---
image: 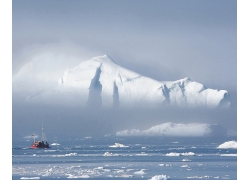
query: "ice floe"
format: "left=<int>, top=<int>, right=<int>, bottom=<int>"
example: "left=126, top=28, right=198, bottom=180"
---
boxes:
left=166, top=152, right=195, bottom=156
left=109, top=143, right=129, bottom=148
left=220, top=154, right=237, bottom=156
left=181, top=158, right=191, bottom=161
left=65, top=153, right=78, bottom=156
left=217, top=140, right=237, bottom=149
left=103, top=152, right=119, bottom=156
left=51, top=143, right=60, bottom=146
left=149, top=175, right=170, bottom=180
left=134, top=169, right=147, bottom=175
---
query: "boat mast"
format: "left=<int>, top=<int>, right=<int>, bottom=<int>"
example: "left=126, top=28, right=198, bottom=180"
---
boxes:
left=41, top=122, right=47, bottom=142
left=42, top=122, right=43, bottom=141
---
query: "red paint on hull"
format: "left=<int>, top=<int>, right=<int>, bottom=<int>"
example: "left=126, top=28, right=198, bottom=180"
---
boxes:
left=30, top=141, right=50, bottom=149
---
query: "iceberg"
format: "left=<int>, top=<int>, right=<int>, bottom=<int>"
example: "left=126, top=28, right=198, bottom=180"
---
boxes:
left=217, top=140, right=237, bottom=149
left=116, top=122, right=225, bottom=137
left=109, top=143, right=129, bottom=148
left=15, top=55, right=230, bottom=109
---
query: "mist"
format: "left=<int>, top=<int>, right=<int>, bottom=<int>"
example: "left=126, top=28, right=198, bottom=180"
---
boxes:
left=12, top=96, right=236, bottom=142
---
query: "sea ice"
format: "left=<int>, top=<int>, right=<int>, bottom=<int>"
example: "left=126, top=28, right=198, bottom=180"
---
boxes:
left=51, top=143, right=60, bottom=145
left=134, top=169, right=147, bottom=175
left=109, top=143, right=129, bottom=148
left=149, top=175, right=170, bottom=180
left=217, top=140, right=237, bottom=149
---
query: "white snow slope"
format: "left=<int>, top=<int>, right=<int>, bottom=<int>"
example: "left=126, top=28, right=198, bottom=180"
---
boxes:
left=15, top=55, right=230, bottom=109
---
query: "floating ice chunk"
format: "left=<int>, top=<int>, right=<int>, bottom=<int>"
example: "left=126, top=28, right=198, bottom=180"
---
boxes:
left=84, top=136, right=92, bottom=139
left=116, top=174, right=133, bottom=178
left=109, top=143, right=129, bottom=148
left=220, top=154, right=237, bottom=156
left=165, top=164, right=172, bottom=167
left=67, top=174, right=90, bottom=178
left=65, top=152, right=78, bottom=156
left=166, top=152, right=180, bottom=156
left=51, top=143, right=60, bottom=145
left=103, top=152, right=119, bottom=156
left=181, top=152, right=195, bottom=156
left=181, top=164, right=189, bottom=168
left=166, top=152, right=194, bottom=156
left=187, top=176, right=212, bottom=179
left=114, top=169, right=125, bottom=173
left=20, top=177, right=40, bottom=180
left=149, top=175, right=170, bottom=180
left=181, top=158, right=191, bottom=161
left=217, top=141, right=237, bottom=149
left=103, top=152, right=112, bottom=156
left=134, top=169, right=147, bottom=175
left=136, top=152, right=149, bottom=156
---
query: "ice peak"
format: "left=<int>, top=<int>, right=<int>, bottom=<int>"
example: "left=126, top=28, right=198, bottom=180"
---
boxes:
left=182, top=77, right=191, bottom=81
left=91, top=54, right=116, bottom=64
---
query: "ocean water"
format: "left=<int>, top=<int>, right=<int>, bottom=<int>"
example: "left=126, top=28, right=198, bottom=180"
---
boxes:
left=12, top=136, right=237, bottom=180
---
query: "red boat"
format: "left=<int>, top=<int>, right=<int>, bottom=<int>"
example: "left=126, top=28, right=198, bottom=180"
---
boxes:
left=30, top=124, right=49, bottom=149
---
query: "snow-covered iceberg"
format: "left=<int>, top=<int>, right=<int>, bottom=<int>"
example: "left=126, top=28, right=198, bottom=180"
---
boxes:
left=109, top=143, right=129, bottom=148
left=14, top=55, right=230, bottom=109
left=116, top=122, right=227, bottom=137
left=217, top=141, right=237, bottom=149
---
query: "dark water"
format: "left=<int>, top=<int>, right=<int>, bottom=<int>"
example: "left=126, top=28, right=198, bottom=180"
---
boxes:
left=12, top=136, right=237, bottom=180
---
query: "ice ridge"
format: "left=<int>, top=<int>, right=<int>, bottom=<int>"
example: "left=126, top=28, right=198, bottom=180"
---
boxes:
left=25, top=55, right=230, bottom=109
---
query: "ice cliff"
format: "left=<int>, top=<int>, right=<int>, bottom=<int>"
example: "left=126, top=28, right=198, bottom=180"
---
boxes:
left=21, top=55, right=230, bottom=109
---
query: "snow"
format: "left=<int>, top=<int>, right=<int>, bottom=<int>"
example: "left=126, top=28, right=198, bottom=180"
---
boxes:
left=16, top=55, right=230, bottom=109
left=217, top=141, right=237, bottom=149
left=116, top=122, right=213, bottom=137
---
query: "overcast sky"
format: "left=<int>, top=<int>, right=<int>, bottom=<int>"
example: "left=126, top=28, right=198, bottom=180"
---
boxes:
left=11, top=0, right=239, bottom=139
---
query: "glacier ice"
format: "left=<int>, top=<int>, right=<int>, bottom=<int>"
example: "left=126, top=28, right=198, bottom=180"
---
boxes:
left=15, top=55, right=230, bottom=109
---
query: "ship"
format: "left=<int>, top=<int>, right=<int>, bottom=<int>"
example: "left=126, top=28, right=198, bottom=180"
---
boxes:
left=30, top=123, right=49, bottom=149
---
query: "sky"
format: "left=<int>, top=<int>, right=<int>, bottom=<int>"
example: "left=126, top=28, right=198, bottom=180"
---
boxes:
left=10, top=0, right=240, bottom=139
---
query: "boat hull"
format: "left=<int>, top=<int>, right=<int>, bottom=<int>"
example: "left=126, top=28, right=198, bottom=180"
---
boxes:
left=30, top=141, right=49, bottom=148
